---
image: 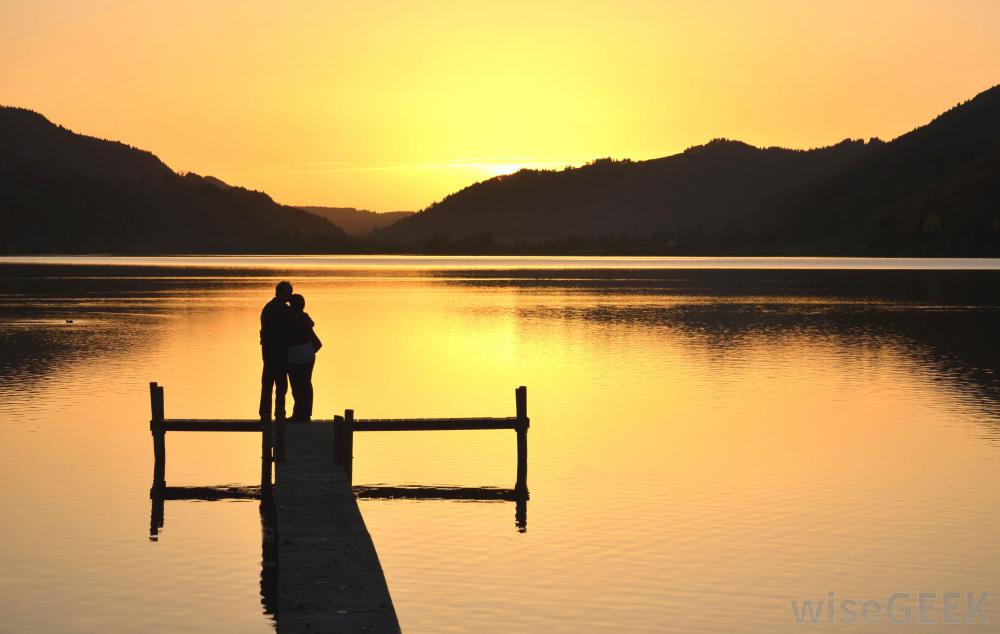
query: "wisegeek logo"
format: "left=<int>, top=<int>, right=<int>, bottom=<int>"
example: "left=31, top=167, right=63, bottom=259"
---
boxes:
left=790, top=592, right=990, bottom=625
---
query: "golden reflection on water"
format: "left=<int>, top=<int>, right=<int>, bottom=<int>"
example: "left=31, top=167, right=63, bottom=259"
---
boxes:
left=0, top=261, right=998, bottom=633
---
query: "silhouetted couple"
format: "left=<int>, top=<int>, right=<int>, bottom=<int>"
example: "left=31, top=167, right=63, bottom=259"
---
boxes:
left=259, top=281, right=322, bottom=422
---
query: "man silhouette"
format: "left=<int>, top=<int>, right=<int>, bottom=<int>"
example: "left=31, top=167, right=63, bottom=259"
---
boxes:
left=259, top=280, right=293, bottom=421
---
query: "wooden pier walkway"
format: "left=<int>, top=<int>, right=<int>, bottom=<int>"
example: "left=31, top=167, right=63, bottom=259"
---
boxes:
left=147, top=383, right=530, bottom=633
left=275, top=422, right=400, bottom=633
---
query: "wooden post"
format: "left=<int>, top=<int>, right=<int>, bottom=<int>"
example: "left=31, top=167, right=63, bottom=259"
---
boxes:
left=515, top=386, right=528, bottom=494
left=149, top=382, right=165, bottom=491
left=333, top=415, right=345, bottom=465
left=261, top=415, right=272, bottom=492
left=149, top=492, right=165, bottom=541
left=344, top=409, right=355, bottom=485
left=515, top=495, right=527, bottom=533
left=259, top=499, right=278, bottom=616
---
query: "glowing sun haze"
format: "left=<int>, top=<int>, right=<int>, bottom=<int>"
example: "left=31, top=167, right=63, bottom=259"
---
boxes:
left=2, top=0, right=999, bottom=210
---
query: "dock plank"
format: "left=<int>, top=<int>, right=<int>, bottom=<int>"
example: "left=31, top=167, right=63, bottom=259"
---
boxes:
left=275, top=423, right=401, bottom=633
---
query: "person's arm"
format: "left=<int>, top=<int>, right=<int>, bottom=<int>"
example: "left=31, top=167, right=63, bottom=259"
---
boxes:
left=311, top=328, right=323, bottom=352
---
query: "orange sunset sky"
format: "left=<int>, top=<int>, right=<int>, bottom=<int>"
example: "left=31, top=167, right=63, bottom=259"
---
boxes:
left=2, top=0, right=999, bottom=211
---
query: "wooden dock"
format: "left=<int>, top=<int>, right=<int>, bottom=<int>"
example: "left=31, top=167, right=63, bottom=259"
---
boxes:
left=147, top=382, right=530, bottom=633
left=275, top=422, right=400, bottom=633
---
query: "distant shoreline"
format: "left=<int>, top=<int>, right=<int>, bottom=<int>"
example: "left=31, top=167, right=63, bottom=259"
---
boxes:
left=3, top=254, right=1000, bottom=271
left=2, top=244, right=999, bottom=258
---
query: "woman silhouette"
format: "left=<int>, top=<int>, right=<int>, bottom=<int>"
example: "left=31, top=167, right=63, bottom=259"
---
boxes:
left=286, top=294, right=322, bottom=422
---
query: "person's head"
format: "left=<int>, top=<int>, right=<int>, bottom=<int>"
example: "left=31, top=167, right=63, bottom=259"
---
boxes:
left=275, top=280, right=293, bottom=300
left=289, top=294, right=305, bottom=312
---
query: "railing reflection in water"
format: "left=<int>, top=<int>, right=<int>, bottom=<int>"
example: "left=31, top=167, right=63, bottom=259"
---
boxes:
left=148, top=457, right=529, bottom=620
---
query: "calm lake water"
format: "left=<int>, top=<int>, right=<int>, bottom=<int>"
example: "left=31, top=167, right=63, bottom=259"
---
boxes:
left=1, top=256, right=999, bottom=633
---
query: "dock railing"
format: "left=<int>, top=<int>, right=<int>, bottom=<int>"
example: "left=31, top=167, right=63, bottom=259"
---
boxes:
left=148, top=382, right=530, bottom=494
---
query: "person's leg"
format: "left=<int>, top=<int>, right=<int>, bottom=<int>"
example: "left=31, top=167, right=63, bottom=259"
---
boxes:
left=287, top=363, right=303, bottom=421
left=302, top=360, right=315, bottom=421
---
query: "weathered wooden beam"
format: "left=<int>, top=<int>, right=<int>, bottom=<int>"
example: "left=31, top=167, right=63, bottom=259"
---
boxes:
left=156, top=417, right=527, bottom=432
left=353, top=417, right=522, bottom=431
left=354, top=485, right=525, bottom=502
left=344, top=409, right=355, bottom=485
left=149, top=382, right=165, bottom=490
left=161, top=420, right=263, bottom=432
left=515, top=386, right=528, bottom=494
left=261, top=416, right=273, bottom=495
left=152, top=485, right=261, bottom=500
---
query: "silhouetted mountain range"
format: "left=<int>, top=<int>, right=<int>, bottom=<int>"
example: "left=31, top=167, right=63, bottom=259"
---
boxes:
left=3, top=85, right=998, bottom=256
left=738, top=86, right=1000, bottom=255
left=378, top=138, right=879, bottom=245
left=299, top=207, right=413, bottom=236
left=0, top=107, right=350, bottom=253
left=377, top=85, right=999, bottom=256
